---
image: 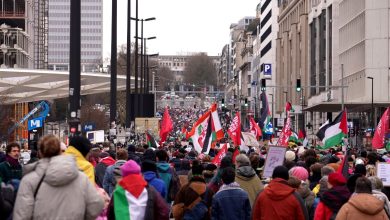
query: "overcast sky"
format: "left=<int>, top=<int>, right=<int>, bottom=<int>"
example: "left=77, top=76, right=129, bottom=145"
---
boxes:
left=102, top=0, right=259, bottom=60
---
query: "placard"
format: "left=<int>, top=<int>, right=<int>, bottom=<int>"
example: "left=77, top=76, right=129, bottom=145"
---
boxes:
left=263, top=146, right=287, bottom=178
left=376, top=163, right=390, bottom=186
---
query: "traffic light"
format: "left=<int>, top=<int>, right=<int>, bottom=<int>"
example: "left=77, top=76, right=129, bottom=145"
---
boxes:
left=221, top=98, right=225, bottom=107
left=244, top=98, right=248, bottom=107
left=261, top=79, right=266, bottom=91
left=296, top=79, right=301, bottom=92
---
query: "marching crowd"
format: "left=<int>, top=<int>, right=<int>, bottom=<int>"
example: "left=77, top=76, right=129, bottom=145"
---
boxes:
left=1, top=134, right=390, bottom=220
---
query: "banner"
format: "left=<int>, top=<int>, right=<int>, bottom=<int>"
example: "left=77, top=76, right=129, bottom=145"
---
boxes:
left=263, top=146, right=287, bottom=178
left=228, top=112, right=241, bottom=146
left=372, top=107, right=390, bottom=149
left=212, top=143, right=229, bottom=166
left=276, top=111, right=292, bottom=147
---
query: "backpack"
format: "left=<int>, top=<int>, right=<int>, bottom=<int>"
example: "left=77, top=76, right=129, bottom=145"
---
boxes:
left=183, top=189, right=210, bottom=220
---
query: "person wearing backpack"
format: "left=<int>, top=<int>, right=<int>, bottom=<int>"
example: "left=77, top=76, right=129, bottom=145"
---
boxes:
left=156, top=149, right=181, bottom=203
left=172, top=161, right=214, bottom=220
left=103, top=149, right=128, bottom=196
left=211, top=166, right=251, bottom=220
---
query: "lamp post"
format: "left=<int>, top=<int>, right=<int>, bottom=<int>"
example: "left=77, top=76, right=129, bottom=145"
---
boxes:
left=283, top=91, right=288, bottom=119
left=143, top=37, right=156, bottom=93
left=269, top=93, right=274, bottom=128
left=367, top=76, right=374, bottom=130
left=125, top=0, right=131, bottom=128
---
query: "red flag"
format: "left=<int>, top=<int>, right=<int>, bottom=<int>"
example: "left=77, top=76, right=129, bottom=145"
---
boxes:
left=228, top=112, right=241, bottom=146
left=160, top=107, right=173, bottom=144
left=339, top=110, right=348, bottom=134
left=249, top=116, right=262, bottom=139
left=298, top=129, right=306, bottom=140
left=232, top=147, right=240, bottom=163
left=372, top=107, right=390, bottom=149
left=285, top=102, right=292, bottom=112
left=212, top=143, right=228, bottom=166
left=277, top=111, right=292, bottom=147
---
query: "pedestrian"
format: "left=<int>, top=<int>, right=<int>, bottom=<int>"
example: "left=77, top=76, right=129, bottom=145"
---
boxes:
left=368, top=176, right=390, bottom=217
left=0, top=143, right=22, bottom=188
left=212, top=166, right=251, bottom=220
left=172, top=161, right=214, bottom=220
left=128, top=144, right=141, bottom=164
left=103, top=149, right=128, bottom=196
left=234, top=154, right=263, bottom=207
left=208, top=156, right=233, bottom=193
left=95, top=151, right=116, bottom=187
left=156, top=149, right=180, bottom=202
left=27, top=149, right=39, bottom=164
left=252, top=165, right=309, bottom=220
left=20, top=142, right=30, bottom=165
left=314, top=172, right=351, bottom=220
left=65, top=136, right=95, bottom=183
left=142, top=159, right=167, bottom=198
left=336, top=177, right=389, bottom=220
left=13, top=135, right=104, bottom=220
left=346, top=164, right=366, bottom=193
left=107, top=160, right=169, bottom=220
left=176, top=159, right=191, bottom=186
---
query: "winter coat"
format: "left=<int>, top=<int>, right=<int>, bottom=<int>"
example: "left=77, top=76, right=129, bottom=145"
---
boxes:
left=128, top=152, right=141, bottom=164
left=336, top=193, right=389, bottom=220
left=372, top=189, right=390, bottom=217
left=103, top=160, right=126, bottom=196
left=65, top=146, right=95, bottom=183
left=95, top=157, right=116, bottom=187
left=298, top=182, right=316, bottom=216
left=172, top=176, right=214, bottom=220
left=314, top=185, right=351, bottom=220
left=0, top=182, right=15, bottom=220
left=211, top=182, right=251, bottom=220
left=157, top=162, right=180, bottom=202
left=107, top=174, right=169, bottom=220
left=235, top=165, right=264, bottom=207
left=0, top=159, right=22, bottom=184
left=143, top=171, right=167, bottom=198
left=13, top=155, right=104, bottom=220
left=252, top=178, right=309, bottom=220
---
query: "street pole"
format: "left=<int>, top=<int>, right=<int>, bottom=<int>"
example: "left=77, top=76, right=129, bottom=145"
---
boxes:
left=152, top=72, right=156, bottom=115
left=110, top=0, right=117, bottom=126
left=269, top=93, right=274, bottom=127
left=140, top=19, right=144, bottom=93
left=283, top=91, right=288, bottom=119
left=125, top=0, right=131, bottom=128
left=68, top=0, right=81, bottom=135
left=301, top=89, right=304, bottom=131
left=135, top=0, right=139, bottom=95
left=367, top=76, right=374, bottom=130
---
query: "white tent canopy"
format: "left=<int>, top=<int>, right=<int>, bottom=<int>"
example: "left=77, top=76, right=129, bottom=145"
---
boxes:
left=0, top=68, right=131, bottom=104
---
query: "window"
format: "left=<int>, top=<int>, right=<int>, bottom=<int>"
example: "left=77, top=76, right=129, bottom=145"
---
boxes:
left=260, top=42, right=271, bottom=57
left=261, top=10, right=272, bottom=28
left=261, top=26, right=272, bottom=42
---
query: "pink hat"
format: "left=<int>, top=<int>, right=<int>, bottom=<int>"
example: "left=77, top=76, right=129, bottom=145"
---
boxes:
left=289, top=166, right=309, bottom=181
left=120, top=160, right=141, bottom=177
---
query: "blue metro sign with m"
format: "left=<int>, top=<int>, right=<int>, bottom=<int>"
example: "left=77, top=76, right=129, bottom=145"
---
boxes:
left=264, top=64, right=272, bottom=76
left=28, top=117, right=44, bottom=131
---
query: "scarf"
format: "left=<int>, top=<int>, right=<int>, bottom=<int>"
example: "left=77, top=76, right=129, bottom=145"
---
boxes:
left=6, top=155, right=21, bottom=169
left=321, top=185, right=351, bottom=212
left=219, top=182, right=241, bottom=192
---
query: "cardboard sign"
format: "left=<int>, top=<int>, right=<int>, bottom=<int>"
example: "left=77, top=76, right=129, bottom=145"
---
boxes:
left=263, top=146, right=287, bottom=178
left=376, top=163, right=390, bottom=186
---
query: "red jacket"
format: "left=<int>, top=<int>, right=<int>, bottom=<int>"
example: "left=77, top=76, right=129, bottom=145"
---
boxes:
left=252, top=178, right=309, bottom=220
left=314, top=202, right=333, bottom=220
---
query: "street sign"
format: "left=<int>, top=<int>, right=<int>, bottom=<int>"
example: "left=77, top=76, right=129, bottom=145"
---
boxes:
left=28, top=117, right=44, bottom=131
left=83, top=123, right=96, bottom=132
left=264, top=64, right=272, bottom=76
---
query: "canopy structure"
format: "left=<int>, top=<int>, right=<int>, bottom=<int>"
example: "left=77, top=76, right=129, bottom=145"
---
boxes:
left=304, top=102, right=390, bottom=112
left=0, top=68, right=131, bottom=104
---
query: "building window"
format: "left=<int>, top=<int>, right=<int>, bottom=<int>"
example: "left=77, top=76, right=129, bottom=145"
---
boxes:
left=260, top=42, right=272, bottom=57
left=261, top=26, right=272, bottom=42
left=261, top=10, right=272, bottom=28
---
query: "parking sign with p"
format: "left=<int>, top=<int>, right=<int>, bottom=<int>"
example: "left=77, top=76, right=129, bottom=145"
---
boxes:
left=264, top=64, right=272, bottom=76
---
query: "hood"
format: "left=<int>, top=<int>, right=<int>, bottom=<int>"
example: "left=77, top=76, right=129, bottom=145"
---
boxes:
left=349, top=194, right=385, bottom=215
left=25, top=156, right=79, bottom=187
left=100, top=157, right=116, bottom=166
left=114, top=160, right=127, bottom=167
left=156, top=162, right=170, bottom=172
left=65, top=146, right=87, bottom=162
left=143, top=171, right=157, bottom=182
left=265, top=178, right=295, bottom=201
left=236, top=166, right=256, bottom=180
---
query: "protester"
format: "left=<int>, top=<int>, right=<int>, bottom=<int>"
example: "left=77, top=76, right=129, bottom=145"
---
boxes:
left=234, top=154, right=263, bottom=207
left=176, top=159, right=191, bottom=186
left=0, top=143, right=22, bottom=187
left=95, top=151, right=116, bottom=187
left=0, top=181, right=15, bottom=220
left=172, top=161, right=214, bottom=220
left=309, top=163, right=323, bottom=190
left=128, top=144, right=141, bottom=164
left=336, top=177, right=389, bottom=220
left=156, top=149, right=180, bottom=202
left=208, top=156, right=233, bottom=193
left=107, top=160, right=169, bottom=220
left=314, top=172, right=351, bottom=220
left=252, top=165, right=309, bottom=220
left=65, top=136, right=95, bottom=183
left=347, top=164, right=366, bottom=193
left=13, top=135, right=104, bottom=220
left=103, top=149, right=128, bottom=196
left=368, top=176, right=390, bottom=216
left=288, top=176, right=315, bottom=218
left=27, top=150, right=39, bottom=164
left=203, top=163, right=217, bottom=184
left=142, top=159, right=167, bottom=198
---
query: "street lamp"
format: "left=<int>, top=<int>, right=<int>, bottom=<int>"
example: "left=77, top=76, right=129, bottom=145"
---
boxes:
left=144, top=53, right=159, bottom=93
left=283, top=91, right=288, bottom=119
left=367, top=76, right=374, bottom=130
left=269, top=93, right=274, bottom=128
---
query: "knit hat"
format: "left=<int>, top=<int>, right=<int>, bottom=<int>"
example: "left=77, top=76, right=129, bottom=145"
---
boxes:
left=141, top=160, right=157, bottom=173
left=328, top=172, right=346, bottom=186
left=285, top=151, right=296, bottom=161
left=69, top=136, right=92, bottom=157
left=272, top=165, right=289, bottom=180
left=289, top=166, right=309, bottom=181
left=121, top=160, right=141, bottom=177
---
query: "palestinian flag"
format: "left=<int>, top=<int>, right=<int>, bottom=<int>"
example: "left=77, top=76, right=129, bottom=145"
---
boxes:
left=146, top=132, right=159, bottom=149
left=286, top=102, right=295, bottom=112
left=298, top=129, right=309, bottom=147
left=259, top=92, right=273, bottom=136
left=187, top=104, right=224, bottom=154
left=316, top=110, right=348, bottom=149
left=113, top=174, right=148, bottom=220
left=289, top=130, right=299, bottom=143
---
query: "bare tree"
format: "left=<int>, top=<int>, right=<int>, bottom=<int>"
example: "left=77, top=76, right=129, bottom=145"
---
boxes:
left=183, top=53, right=217, bottom=87
left=80, top=98, right=109, bottom=131
left=155, top=66, right=175, bottom=91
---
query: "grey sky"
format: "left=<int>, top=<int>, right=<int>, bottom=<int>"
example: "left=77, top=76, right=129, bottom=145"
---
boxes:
left=102, top=0, right=259, bottom=60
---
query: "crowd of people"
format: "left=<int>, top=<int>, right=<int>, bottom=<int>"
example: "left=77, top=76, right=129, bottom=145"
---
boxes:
left=1, top=133, right=390, bottom=220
